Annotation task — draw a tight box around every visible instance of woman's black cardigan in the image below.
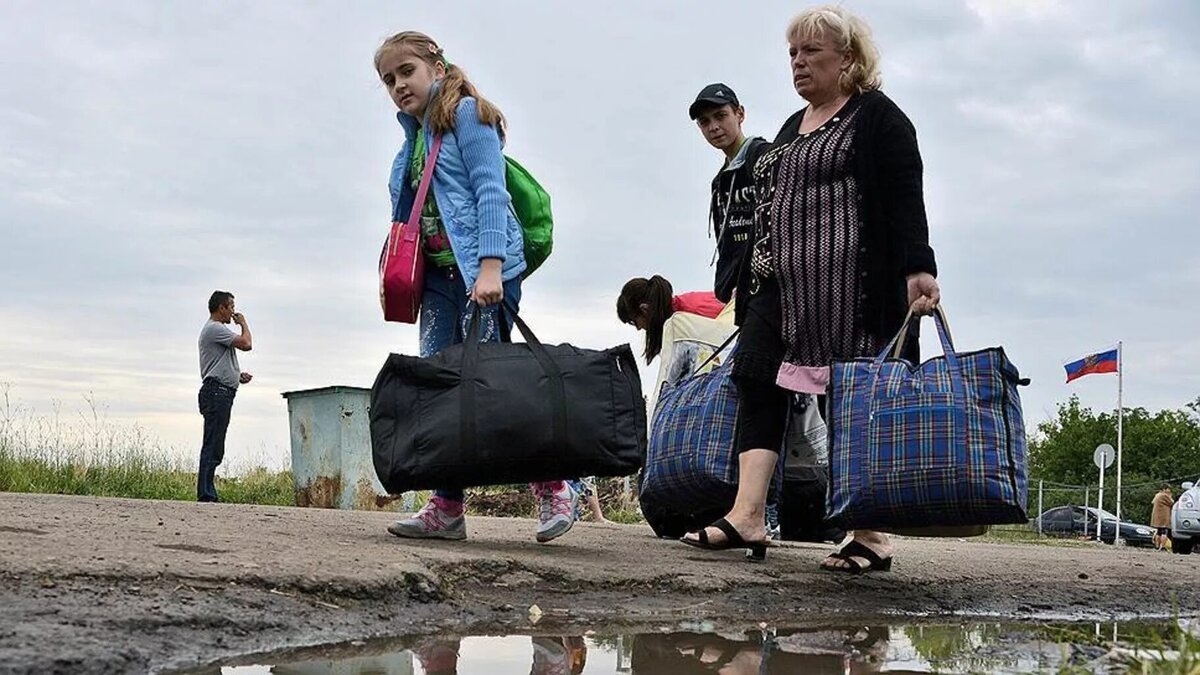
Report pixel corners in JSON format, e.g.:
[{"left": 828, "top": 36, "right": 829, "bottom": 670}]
[{"left": 734, "top": 89, "right": 937, "bottom": 350}]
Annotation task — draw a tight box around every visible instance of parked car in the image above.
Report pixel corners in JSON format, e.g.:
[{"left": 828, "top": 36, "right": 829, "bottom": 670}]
[
  {"left": 1034, "top": 505, "right": 1156, "bottom": 547},
  {"left": 1170, "top": 480, "right": 1200, "bottom": 554}
]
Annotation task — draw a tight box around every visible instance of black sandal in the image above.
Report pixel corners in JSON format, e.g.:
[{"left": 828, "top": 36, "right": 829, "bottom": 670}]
[
  {"left": 677, "top": 640, "right": 742, "bottom": 671},
  {"left": 821, "top": 540, "right": 893, "bottom": 575},
  {"left": 680, "top": 518, "right": 768, "bottom": 562}
]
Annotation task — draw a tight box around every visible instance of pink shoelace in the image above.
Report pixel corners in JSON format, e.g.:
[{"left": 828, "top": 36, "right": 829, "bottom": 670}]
[
  {"left": 539, "top": 488, "right": 573, "bottom": 521},
  {"left": 416, "top": 497, "right": 462, "bottom": 530},
  {"left": 415, "top": 506, "right": 445, "bottom": 531}
]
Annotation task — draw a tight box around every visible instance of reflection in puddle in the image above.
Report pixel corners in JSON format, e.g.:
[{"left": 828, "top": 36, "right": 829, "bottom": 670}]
[{"left": 207, "top": 621, "right": 1182, "bottom": 674}]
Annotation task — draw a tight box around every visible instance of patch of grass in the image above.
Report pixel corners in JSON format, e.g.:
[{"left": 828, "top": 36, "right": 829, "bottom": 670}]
[
  {"left": 0, "top": 383, "right": 647, "bottom": 515},
  {"left": 0, "top": 445, "right": 294, "bottom": 505},
  {"left": 604, "top": 504, "right": 647, "bottom": 525},
  {"left": 1049, "top": 613, "right": 1200, "bottom": 674},
  {"left": 462, "top": 478, "right": 645, "bottom": 523},
  {"left": 979, "top": 526, "right": 1099, "bottom": 548},
  {"left": 0, "top": 383, "right": 292, "bottom": 505},
  {"left": 218, "top": 466, "right": 295, "bottom": 506}
]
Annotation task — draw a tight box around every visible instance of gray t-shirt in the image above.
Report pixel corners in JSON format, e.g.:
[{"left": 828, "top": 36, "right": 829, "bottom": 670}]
[{"left": 198, "top": 320, "right": 241, "bottom": 389}]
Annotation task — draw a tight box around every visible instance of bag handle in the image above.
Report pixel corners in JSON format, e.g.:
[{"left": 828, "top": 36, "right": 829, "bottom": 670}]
[
  {"left": 459, "top": 302, "right": 567, "bottom": 459},
  {"left": 689, "top": 328, "right": 741, "bottom": 378},
  {"left": 869, "top": 305, "right": 967, "bottom": 405},
  {"left": 396, "top": 134, "right": 443, "bottom": 224},
  {"left": 890, "top": 305, "right": 954, "bottom": 359},
  {"left": 877, "top": 306, "right": 956, "bottom": 364},
  {"left": 463, "top": 301, "right": 556, "bottom": 370}
]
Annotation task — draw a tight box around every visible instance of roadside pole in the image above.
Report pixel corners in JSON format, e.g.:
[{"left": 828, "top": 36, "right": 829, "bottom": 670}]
[
  {"left": 1094, "top": 444, "right": 1114, "bottom": 541},
  {"left": 1114, "top": 341, "right": 1125, "bottom": 545},
  {"left": 1037, "top": 480, "right": 1044, "bottom": 536}
]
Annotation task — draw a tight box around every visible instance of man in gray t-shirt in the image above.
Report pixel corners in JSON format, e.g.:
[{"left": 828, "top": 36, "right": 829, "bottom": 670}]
[{"left": 197, "top": 290, "right": 253, "bottom": 502}]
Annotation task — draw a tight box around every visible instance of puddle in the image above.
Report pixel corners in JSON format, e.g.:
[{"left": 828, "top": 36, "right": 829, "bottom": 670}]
[{"left": 187, "top": 619, "right": 1194, "bottom": 674}]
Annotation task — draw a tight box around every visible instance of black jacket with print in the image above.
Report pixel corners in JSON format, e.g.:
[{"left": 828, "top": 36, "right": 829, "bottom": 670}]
[{"left": 709, "top": 136, "right": 769, "bottom": 303}]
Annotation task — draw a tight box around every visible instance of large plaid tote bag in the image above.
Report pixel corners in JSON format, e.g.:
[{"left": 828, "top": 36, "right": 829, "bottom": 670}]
[
  {"left": 640, "top": 333, "right": 786, "bottom": 536},
  {"left": 826, "top": 306, "right": 1029, "bottom": 530},
  {"left": 640, "top": 340, "right": 741, "bottom": 534}
]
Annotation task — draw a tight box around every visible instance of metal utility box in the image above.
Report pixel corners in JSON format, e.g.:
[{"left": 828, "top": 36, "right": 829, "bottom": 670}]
[{"left": 281, "top": 386, "right": 390, "bottom": 510}]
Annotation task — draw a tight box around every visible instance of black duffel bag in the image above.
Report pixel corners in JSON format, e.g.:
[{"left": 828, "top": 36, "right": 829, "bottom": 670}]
[{"left": 370, "top": 306, "right": 647, "bottom": 493}]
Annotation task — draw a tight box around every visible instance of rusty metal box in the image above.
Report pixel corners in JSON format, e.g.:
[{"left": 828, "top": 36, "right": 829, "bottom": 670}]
[{"left": 281, "top": 386, "right": 394, "bottom": 510}]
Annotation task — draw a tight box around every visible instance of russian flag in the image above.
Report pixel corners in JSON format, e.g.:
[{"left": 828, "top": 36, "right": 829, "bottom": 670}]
[{"left": 1064, "top": 348, "right": 1119, "bottom": 383}]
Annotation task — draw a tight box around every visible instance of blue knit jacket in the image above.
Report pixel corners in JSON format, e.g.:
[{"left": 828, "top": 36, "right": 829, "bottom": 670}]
[{"left": 389, "top": 91, "right": 526, "bottom": 290}]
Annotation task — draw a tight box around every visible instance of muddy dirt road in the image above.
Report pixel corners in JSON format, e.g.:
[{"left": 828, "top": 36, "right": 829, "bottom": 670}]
[{"left": 2, "top": 493, "right": 1197, "bottom": 673}]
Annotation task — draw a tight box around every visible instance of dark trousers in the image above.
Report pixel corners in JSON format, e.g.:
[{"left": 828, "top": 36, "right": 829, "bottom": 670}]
[
  {"left": 198, "top": 378, "right": 236, "bottom": 502},
  {"left": 734, "top": 378, "right": 829, "bottom": 454},
  {"left": 418, "top": 264, "right": 522, "bottom": 504}
]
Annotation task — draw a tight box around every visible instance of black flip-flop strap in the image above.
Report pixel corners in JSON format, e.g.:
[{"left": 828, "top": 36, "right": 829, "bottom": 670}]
[
  {"left": 705, "top": 645, "right": 742, "bottom": 672},
  {"left": 680, "top": 642, "right": 742, "bottom": 672},
  {"left": 713, "top": 518, "right": 746, "bottom": 547},
  {"left": 826, "top": 551, "right": 865, "bottom": 573},
  {"left": 839, "top": 541, "right": 885, "bottom": 568},
  {"left": 690, "top": 329, "right": 741, "bottom": 377}
]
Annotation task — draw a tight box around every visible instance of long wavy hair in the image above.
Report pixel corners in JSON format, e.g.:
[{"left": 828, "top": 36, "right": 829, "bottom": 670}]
[
  {"left": 374, "top": 31, "right": 506, "bottom": 135},
  {"left": 617, "top": 276, "right": 675, "bottom": 364}
]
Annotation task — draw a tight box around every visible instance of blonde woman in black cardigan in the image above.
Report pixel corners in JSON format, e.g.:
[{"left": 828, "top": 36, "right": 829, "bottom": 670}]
[{"left": 682, "top": 5, "right": 941, "bottom": 574}]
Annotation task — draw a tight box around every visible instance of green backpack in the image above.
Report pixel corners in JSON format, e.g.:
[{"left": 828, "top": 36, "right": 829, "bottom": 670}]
[{"left": 504, "top": 156, "right": 553, "bottom": 278}]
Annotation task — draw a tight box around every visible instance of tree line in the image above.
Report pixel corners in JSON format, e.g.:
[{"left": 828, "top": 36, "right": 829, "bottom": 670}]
[{"left": 1028, "top": 395, "right": 1200, "bottom": 524}]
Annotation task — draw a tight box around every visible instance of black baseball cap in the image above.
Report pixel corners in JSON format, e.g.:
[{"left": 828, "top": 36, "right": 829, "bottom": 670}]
[{"left": 689, "top": 83, "right": 740, "bottom": 119}]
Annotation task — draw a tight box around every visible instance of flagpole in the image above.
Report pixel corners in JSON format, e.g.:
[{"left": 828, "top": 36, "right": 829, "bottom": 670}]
[{"left": 1115, "top": 340, "right": 1124, "bottom": 545}]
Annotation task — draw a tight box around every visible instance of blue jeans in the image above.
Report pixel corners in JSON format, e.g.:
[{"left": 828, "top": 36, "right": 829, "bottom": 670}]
[
  {"left": 198, "top": 379, "right": 236, "bottom": 502},
  {"left": 420, "top": 264, "right": 522, "bottom": 503}
]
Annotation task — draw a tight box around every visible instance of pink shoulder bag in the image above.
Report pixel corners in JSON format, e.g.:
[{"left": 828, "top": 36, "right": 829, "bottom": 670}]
[{"left": 380, "top": 135, "right": 442, "bottom": 323}]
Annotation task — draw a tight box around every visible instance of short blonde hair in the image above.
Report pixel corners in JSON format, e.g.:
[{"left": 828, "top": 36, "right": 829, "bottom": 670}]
[{"left": 787, "top": 5, "right": 881, "bottom": 95}]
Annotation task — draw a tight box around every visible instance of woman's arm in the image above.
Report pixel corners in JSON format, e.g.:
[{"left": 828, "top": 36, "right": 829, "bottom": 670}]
[
  {"left": 874, "top": 102, "right": 937, "bottom": 279},
  {"left": 874, "top": 100, "right": 939, "bottom": 313}
]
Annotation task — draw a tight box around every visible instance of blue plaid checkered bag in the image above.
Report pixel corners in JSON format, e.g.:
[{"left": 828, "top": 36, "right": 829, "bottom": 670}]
[
  {"left": 639, "top": 332, "right": 787, "bottom": 537},
  {"left": 641, "top": 345, "right": 741, "bottom": 528},
  {"left": 826, "top": 307, "right": 1029, "bottom": 531}
]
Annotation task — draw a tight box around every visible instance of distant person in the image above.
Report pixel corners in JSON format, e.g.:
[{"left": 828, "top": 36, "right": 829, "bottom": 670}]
[
  {"left": 619, "top": 275, "right": 782, "bottom": 537},
  {"left": 1152, "top": 485, "right": 1175, "bottom": 550},
  {"left": 375, "top": 31, "right": 577, "bottom": 543},
  {"left": 689, "top": 83, "right": 769, "bottom": 304},
  {"left": 618, "top": 276, "right": 725, "bottom": 361},
  {"left": 197, "top": 291, "right": 253, "bottom": 503},
  {"left": 617, "top": 275, "right": 729, "bottom": 414}
]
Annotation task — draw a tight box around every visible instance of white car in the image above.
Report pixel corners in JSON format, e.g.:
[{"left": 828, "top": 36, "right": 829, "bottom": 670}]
[{"left": 1170, "top": 480, "right": 1200, "bottom": 554}]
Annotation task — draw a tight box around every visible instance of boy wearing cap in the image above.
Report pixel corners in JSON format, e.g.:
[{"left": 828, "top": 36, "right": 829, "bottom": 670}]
[
  {"left": 689, "top": 83, "right": 768, "bottom": 304},
  {"left": 689, "top": 84, "right": 780, "bottom": 539}
]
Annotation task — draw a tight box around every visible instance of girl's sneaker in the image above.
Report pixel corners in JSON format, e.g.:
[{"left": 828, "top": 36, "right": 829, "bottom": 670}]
[
  {"left": 534, "top": 483, "right": 578, "bottom": 543},
  {"left": 387, "top": 498, "right": 466, "bottom": 540}
]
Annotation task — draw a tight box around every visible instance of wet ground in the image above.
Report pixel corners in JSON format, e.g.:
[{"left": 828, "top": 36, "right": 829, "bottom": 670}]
[
  {"left": 3, "top": 493, "right": 1199, "bottom": 673},
  {"left": 178, "top": 620, "right": 1191, "bottom": 674}
]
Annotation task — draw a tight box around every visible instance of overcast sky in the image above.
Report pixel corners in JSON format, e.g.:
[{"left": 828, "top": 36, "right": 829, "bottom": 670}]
[{"left": 2, "top": 1, "right": 1197, "bottom": 471}]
